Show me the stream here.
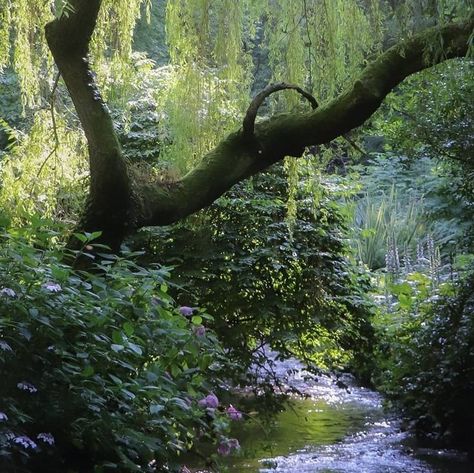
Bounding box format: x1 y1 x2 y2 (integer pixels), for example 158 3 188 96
220 355 472 473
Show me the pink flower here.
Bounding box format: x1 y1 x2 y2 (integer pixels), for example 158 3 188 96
198 393 219 409
181 467 192 473
228 438 240 450
179 306 194 316
227 404 242 420
217 441 231 456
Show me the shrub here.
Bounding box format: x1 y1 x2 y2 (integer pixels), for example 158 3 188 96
0 228 237 472
137 167 376 386
373 268 474 453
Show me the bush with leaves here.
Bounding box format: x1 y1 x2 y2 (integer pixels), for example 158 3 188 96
0 226 241 472
373 265 474 454
135 166 376 389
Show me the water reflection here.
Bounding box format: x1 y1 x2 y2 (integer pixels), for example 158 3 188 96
221 356 472 473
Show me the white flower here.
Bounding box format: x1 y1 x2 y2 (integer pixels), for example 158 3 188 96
37 432 55 445
0 288 16 298
42 282 62 293
17 382 38 393
13 436 37 449
0 411 8 421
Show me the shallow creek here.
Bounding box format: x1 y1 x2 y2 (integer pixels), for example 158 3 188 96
220 355 472 473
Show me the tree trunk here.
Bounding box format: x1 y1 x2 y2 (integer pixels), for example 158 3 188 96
45 0 133 252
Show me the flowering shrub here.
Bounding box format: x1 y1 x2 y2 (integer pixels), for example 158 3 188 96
0 228 240 472
372 267 474 454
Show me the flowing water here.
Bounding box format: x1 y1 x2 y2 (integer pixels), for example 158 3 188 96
220 355 472 473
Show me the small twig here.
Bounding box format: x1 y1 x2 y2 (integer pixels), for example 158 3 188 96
342 133 367 156
243 82 318 139
37 73 61 177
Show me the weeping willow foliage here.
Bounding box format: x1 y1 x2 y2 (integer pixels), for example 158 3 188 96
0 0 149 223
157 0 258 172
0 0 472 222
0 110 88 224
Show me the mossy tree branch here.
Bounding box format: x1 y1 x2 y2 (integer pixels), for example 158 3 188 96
44 2 473 245
45 0 132 251
136 18 473 227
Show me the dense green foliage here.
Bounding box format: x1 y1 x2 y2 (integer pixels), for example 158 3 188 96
0 227 240 472
371 59 474 247
0 0 473 471
374 270 474 454
355 58 474 452
135 167 375 385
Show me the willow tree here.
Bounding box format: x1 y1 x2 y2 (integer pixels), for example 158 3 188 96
0 0 472 250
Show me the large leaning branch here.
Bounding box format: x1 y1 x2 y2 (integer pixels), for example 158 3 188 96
43 4 472 245
136 18 473 228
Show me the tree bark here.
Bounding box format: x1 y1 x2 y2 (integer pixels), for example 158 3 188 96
44 2 474 248
45 0 132 251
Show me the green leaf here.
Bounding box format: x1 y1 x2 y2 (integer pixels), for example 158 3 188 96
89 231 103 241
123 322 134 337
73 233 88 243
149 404 165 415
191 315 202 325
29 308 39 318
398 294 412 310
127 342 143 356
112 330 123 344
81 366 94 377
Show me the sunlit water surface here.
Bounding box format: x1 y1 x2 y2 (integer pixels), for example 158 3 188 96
219 355 472 473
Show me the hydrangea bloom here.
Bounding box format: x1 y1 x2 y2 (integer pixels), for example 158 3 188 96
37 432 55 445
42 282 62 293
194 325 206 337
0 287 16 298
228 438 240 450
226 404 242 420
17 382 38 393
0 412 8 421
198 393 219 409
13 436 37 449
179 306 194 316
217 442 231 456
217 438 240 456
